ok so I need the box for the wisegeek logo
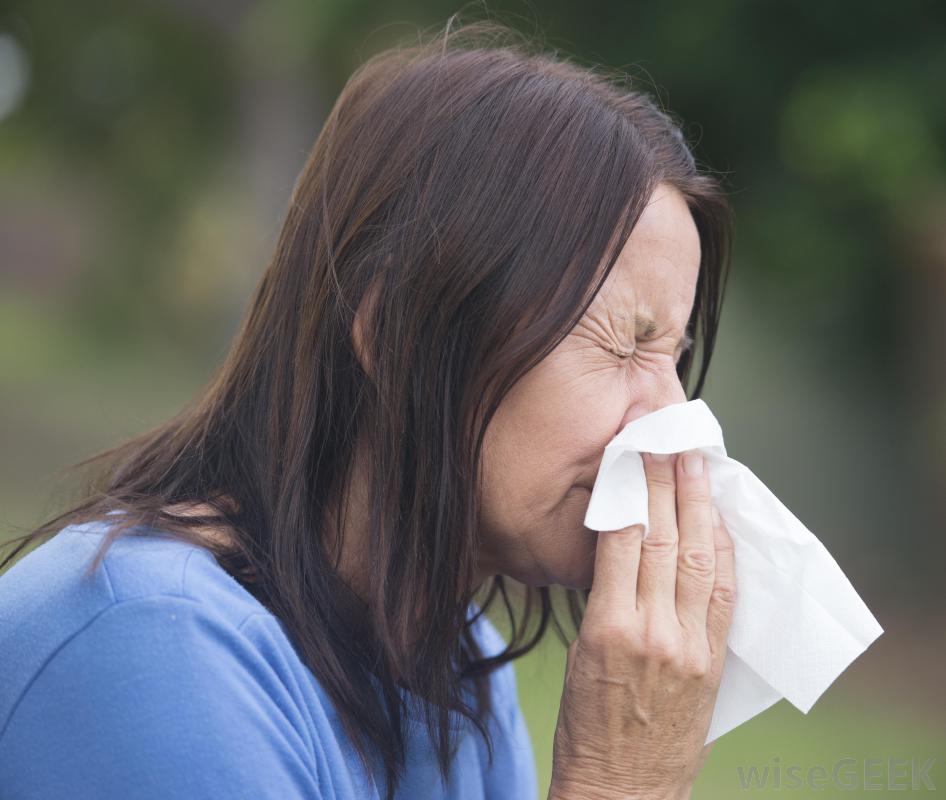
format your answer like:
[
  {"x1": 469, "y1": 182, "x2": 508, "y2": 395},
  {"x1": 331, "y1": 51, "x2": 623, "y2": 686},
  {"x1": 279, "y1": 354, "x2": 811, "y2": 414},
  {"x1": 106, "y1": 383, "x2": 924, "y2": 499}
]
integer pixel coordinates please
[{"x1": 735, "y1": 756, "x2": 937, "y2": 791}]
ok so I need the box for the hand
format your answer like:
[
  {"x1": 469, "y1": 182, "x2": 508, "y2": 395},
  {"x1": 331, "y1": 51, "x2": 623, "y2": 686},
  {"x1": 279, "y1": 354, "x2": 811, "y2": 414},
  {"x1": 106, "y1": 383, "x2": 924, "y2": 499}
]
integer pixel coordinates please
[{"x1": 548, "y1": 450, "x2": 736, "y2": 800}]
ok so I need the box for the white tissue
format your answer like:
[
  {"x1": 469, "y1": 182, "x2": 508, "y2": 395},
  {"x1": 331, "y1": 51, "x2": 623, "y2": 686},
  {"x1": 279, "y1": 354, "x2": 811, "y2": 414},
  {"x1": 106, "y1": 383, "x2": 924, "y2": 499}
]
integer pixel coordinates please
[{"x1": 583, "y1": 398, "x2": 884, "y2": 744}]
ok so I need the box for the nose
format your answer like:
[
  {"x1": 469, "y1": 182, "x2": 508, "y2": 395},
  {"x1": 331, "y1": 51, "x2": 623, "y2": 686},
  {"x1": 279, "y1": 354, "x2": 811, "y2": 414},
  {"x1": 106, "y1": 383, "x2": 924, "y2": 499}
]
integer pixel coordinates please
[
  {"x1": 660, "y1": 376, "x2": 689, "y2": 409},
  {"x1": 615, "y1": 369, "x2": 688, "y2": 434}
]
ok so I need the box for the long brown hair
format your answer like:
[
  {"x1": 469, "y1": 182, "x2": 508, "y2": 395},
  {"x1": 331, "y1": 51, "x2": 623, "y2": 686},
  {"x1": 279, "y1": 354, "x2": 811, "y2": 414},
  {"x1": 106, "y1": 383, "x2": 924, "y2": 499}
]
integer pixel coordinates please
[{"x1": 1, "y1": 16, "x2": 733, "y2": 799}]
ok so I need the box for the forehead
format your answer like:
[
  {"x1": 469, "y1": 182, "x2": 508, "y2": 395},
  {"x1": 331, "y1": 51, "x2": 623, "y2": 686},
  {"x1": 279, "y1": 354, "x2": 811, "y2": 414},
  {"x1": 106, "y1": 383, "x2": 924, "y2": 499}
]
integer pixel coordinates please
[{"x1": 592, "y1": 185, "x2": 702, "y2": 322}]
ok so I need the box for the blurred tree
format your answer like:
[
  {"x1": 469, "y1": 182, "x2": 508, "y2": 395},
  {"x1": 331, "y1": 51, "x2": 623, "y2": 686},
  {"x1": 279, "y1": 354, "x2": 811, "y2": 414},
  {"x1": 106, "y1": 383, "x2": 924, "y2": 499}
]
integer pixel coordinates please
[
  {"x1": 1, "y1": 0, "x2": 943, "y2": 599},
  {"x1": 1, "y1": 0, "x2": 236, "y2": 352}
]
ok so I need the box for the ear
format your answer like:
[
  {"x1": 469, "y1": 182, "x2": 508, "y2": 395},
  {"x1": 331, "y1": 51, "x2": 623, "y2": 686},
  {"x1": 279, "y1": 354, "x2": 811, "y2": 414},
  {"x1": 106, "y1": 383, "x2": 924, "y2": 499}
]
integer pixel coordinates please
[{"x1": 351, "y1": 276, "x2": 383, "y2": 381}]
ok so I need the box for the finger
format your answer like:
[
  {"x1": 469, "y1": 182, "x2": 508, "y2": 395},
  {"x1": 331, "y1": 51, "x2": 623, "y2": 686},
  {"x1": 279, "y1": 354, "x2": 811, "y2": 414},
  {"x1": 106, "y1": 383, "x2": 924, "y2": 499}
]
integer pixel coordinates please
[
  {"x1": 635, "y1": 451, "x2": 680, "y2": 618},
  {"x1": 706, "y1": 506, "x2": 736, "y2": 665},
  {"x1": 674, "y1": 449, "x2": 717, "y2": 633},
  {"x1": 586, "y1": 520, "x2": 644, "y2": 619}
]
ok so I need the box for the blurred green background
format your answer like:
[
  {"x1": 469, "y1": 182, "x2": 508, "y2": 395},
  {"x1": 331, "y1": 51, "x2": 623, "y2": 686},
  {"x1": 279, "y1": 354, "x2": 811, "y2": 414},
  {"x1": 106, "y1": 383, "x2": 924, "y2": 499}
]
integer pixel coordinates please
[{"x1": 1, "y1": 0, "x2": 944, "y2": 796}]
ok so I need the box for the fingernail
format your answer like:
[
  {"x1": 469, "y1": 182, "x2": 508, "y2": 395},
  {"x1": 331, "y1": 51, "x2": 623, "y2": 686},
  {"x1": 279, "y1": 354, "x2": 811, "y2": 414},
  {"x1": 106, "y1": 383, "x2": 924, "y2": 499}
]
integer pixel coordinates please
[
  {"x1": 650, "y1": 452, "x2": 669, "y2": 462},
  {"x1": 684, "y1": 450, "x2": 703, "y2": 476}
]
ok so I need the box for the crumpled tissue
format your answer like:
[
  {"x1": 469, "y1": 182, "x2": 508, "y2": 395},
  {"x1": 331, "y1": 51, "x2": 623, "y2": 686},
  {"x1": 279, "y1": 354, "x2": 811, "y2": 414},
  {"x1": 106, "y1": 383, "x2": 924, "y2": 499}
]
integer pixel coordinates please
[{"x1": 583, "y1": 398, "x2": 884, "y2": 744}]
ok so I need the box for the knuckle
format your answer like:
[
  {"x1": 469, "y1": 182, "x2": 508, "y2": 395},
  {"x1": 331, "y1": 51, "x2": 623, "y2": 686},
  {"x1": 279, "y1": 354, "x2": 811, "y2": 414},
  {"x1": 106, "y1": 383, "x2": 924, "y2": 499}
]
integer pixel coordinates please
[
  {"x1": 646, "y1": 471, "x2": 677, "y2": 492},
  {"x1": 641, "y1": 530, "x2": 678, "y2": 555},
  {"x1": 682, "y1": 650, "x2": 711, "y2": 679},
  {"x1": 582, "y1": 619, "x2": 638, "y2": 654},
  {"x1": 678, "y1": 481, "x2": 710, "y2": 504},
  {"x1": 679, "y1": 547, "x2": 716, "y2": 576},
  {"x1": 711, "y1": 582, "x2": 737, "y2": 607},
  {"x1": 641, "y1": 626, "x2": 683, "y2": 663}
]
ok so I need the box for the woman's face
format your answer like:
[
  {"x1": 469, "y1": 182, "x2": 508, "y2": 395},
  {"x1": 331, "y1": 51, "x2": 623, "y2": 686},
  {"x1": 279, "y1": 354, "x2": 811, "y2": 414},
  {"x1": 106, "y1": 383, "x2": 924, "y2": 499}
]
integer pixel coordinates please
[{"x1": 478, "y1": 183, "x2": 702, "y2": 589}]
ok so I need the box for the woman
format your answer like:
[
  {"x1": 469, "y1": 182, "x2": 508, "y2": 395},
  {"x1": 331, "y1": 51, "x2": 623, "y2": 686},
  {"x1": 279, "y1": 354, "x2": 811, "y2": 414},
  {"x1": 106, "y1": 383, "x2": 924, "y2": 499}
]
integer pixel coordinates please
[{"x1": 0, "y1": 18, "x2": 736, "y2": 800}]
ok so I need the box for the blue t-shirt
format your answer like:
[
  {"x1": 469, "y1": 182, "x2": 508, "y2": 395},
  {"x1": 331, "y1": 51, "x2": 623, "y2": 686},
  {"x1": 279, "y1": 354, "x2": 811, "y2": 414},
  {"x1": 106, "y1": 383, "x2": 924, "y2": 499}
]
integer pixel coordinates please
[{"x1": 0, "y1": 517, "x2": 538, "y2": 799}]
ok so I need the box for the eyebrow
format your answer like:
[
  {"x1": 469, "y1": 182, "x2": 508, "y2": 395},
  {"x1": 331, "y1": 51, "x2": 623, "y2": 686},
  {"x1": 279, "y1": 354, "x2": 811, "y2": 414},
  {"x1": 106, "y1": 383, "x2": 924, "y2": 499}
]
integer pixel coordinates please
[{"x1": 635, "y1": 313, "x2": 695, "y2": 355}]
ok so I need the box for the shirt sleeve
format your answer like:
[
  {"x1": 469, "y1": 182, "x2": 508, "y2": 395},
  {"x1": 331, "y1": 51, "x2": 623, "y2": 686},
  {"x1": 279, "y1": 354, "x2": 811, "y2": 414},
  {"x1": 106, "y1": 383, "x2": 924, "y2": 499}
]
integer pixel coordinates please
[{"x1": 0, "y1": 595, "x2": 323, "y2": 800}]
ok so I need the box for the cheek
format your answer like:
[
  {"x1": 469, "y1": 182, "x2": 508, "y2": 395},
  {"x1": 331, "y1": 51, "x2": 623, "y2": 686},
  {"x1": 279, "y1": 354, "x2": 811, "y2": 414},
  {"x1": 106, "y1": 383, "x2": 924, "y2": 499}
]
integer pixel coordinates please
[
  {"x1": 486, "y1": 364, "x2": 626, "y2": 503},
  {"x1": 477, "y1": 357, "x2": 630, "y2": 587},
  {"x1": 479, "y1": 477, "x2": 599, "y2": 588},
  {"x1": 565, "y1": 362, "x2": 640, "y2": 450},
  {"x1": 543, "y1": 348, "x2": 635, "y2": 430}
]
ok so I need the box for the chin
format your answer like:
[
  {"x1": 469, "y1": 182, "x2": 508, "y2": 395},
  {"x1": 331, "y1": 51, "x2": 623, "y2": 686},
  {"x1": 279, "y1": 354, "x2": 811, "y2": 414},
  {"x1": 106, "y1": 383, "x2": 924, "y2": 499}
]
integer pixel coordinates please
[
  {"x1": 553, "y1": 540, "x2": 597, "y2": 590},
  {"x1": 518, "y1": 525, "x2": 598, "y2": 590}
]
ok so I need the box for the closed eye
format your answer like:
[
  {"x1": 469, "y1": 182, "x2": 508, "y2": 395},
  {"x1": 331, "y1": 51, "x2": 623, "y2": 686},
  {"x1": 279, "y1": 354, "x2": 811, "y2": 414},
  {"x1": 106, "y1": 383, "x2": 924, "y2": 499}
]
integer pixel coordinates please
[{"x1": 611, "y1": 345, "x2": 687, "y2": 367}]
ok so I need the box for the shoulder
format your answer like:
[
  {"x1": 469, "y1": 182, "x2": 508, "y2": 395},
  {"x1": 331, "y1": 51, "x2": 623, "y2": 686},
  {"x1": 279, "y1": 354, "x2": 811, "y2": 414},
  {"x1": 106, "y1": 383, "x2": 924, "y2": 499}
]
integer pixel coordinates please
[
  {"x1": 0, "y1": 519, "x2": 338, "y2": 797},
  {"x1": 0, "y1": 516, "x2": 266, "y2": 714},
  {"x1": 0, "y1": 514, "x2": 294, "y2": 707}
]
